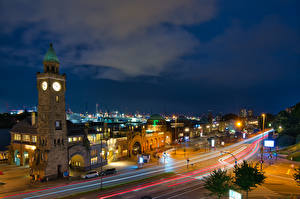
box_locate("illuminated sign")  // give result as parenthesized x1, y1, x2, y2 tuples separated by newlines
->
(139, 157, 144, 164)
(153, 120, 159, 126)
(211, 139, 215, 147)
(229, 189, 242, 199)
(25, 145, 36, 150)
(264, 140, 275, 147)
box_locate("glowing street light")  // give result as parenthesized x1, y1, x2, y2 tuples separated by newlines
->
(236, 121, 242, 127)
(261, 113, 266, 132)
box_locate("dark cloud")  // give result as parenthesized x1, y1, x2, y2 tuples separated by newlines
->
(0, 0, 216, 79)
(0, 0, 299, 114)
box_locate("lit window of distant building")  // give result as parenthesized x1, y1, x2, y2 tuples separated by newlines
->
(32, 136, 37, 143)
(23, 134, 30, 142)
(91, 149, 97, 156)
(14, 134, 21, 141)
(55, 120, 62, 130)
(91, 157, 97, 165)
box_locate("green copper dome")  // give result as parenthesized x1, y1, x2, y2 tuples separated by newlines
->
(43, 43, 59, 63)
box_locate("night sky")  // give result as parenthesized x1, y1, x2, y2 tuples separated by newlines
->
(0, 1, 299, 115)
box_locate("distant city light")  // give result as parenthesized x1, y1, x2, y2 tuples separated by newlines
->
(211, 139, 215, 147)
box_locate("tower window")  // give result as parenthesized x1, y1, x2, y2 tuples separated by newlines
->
(55, 120, 62, 130)
(55, 96, 59, 102)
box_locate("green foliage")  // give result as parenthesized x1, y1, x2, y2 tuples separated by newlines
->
(296, 134, 300, 143)
(288, 152, 300, 162)
(258, 113, 275, 130)
(294, 167, 300, 186)
(222, 113, 239, 121)
(203, 169, 232, 199)
(277, 134, 295, 147)
(233, 161, 266, 199)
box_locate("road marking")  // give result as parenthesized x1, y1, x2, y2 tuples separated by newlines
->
(152, 184, 204, 199)
(267, 174, 293, 180)
(5, 132, 270, 199)
(165, 185, 205, 199)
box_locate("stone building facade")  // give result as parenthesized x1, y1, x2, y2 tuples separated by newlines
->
(9, 44, 107, 180)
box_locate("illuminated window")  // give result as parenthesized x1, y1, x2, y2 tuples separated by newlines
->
(91, 149, 97, 156)
(88, 135, 96, 144)
(14, 134, 21, 141)
(68, 137, 72, 142)
(55, 96, 59, 102)
(96, 133, 102, 141)
(32, 136, 37, 143)
(91, 157, 98, 165)
(78, 137, 82, 141)
(55, 120, 62, 130)
(73, 137, 77, 142)
(23, 134, 30, 142)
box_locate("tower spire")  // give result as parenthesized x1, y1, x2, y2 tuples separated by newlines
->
(43, 43, 60, 73)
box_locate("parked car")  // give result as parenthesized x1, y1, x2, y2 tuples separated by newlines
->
(81, 170, 99, 179)
(100, 168, 117, 176)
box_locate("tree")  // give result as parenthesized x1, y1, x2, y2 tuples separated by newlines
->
(293, 167, 300, 186)
(233, 161, 266, 199)
(222, 113, 239, 121)
(203, 169, 232, 199)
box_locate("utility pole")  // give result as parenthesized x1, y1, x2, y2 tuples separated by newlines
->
(100, 134, 103, 191)
(260, 113, 266, 171)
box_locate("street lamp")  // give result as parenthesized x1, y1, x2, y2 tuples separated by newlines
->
(220, 151, 238, 166)
(236, 121, 242, 127)
(260, 113, 266, 171)
(261, 114, 266, 132)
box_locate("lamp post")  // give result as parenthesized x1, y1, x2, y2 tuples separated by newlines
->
(260, 113, 266, 171)
(262, 114, 266, 132)
(100, 133, 103, 191)
(221, 151, 238, 166)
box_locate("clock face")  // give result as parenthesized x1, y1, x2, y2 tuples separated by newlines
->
(41, 81, 48, 91)
(52, 82, 61, 91)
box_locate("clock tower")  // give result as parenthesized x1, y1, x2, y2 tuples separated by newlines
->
(33, 43, 68, 180)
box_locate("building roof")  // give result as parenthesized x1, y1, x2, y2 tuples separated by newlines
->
(10, 118, 37, 134)
(43, 43, 59, 63)
(148, 114, 164, 121)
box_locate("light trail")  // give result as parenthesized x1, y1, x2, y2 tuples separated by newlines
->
(98, 133, 268, 199)
(2, 130, 272, 199)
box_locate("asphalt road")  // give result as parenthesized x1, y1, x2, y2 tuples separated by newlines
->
(2, 131, 271, 199)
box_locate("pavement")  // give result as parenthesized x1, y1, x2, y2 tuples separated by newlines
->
(0, 131, 275, 199)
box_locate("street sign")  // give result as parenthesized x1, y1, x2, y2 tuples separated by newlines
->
(264, 140, 275, 147)
(229, 189, 242, 199)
